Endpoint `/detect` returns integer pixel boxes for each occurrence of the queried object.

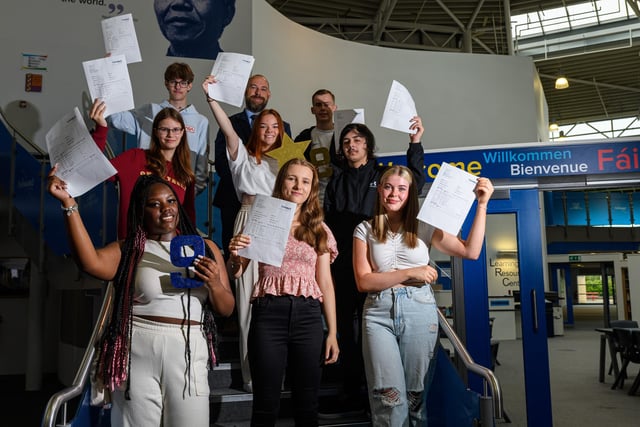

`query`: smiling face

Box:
[244,75,271,113]
[281,163,314,206]
[154,117,184,152]
[143,183,180,241]
[341,129,369,168]
[154,0,227,45]
[256,113,280,152]
[379,173,410,214]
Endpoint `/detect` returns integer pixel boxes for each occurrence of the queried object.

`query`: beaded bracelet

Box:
[61,203,79,216]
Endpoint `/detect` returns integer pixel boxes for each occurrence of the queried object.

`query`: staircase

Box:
[0,113,502,426]
[206,318,372,425]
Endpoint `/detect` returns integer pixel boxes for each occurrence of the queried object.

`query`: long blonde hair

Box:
[371,165,420,248]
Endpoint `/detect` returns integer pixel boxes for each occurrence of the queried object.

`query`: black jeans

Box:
[248,295,324,427]
[332,256,367,399]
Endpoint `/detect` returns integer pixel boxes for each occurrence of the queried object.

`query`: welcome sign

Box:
[377,138,640,183]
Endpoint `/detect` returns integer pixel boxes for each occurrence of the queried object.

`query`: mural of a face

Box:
[154,0,236,60]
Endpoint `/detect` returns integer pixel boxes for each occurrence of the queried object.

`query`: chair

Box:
[628,331,640,396]
[611,328,640,393]
[606,321,638,377]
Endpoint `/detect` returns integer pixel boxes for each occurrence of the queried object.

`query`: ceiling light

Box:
[549,121,559,132]
[555,76,569,90]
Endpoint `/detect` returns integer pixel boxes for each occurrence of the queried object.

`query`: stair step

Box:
[212,419,370,427]
[209,391,372,426]
[208,376,369,424]
[209,322,370,425]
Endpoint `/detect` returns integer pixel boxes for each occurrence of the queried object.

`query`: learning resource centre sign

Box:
[377,138,640,182]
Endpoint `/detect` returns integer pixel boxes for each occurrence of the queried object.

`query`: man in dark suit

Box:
[213,74,291,257]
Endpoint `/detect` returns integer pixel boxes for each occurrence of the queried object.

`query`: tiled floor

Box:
[494,309,640,426]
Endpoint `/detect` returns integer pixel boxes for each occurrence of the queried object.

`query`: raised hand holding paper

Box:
[45,107,117,198]
[101,13,142,64]
[380,80,418,134]
[82,55,134,117]
[207,52,255,107]
[417,162,478,235]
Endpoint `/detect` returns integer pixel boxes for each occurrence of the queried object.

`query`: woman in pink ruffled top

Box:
[228,158,339,426]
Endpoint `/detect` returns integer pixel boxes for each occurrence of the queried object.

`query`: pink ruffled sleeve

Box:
[323,222,338,264]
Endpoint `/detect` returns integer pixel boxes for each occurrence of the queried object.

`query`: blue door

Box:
[462,189,553,426]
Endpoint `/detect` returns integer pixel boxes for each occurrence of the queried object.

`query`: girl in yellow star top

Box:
[202,75,285,392]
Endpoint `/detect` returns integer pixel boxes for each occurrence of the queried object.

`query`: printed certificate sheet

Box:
[418,162,478,236]
[380,80,418,134]
[102,13,142,64]
[208,52,255,107]
[82,55,134,117]
[238,195,296,267]
[46,107,117,198]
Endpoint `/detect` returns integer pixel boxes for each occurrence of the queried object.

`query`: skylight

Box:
[511,0,634,40]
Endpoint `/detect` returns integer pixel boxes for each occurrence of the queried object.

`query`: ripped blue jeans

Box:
[362,286,439,427]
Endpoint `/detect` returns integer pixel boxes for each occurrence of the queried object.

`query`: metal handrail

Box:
[437,309,504,420]
[41,283,114,427]
[0,106,47,157]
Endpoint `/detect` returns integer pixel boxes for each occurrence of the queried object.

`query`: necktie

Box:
[250,114,257,127]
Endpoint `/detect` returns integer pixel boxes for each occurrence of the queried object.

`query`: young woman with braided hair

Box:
[47,171,234,427]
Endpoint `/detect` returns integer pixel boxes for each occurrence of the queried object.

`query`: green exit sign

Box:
[569,255,581,262]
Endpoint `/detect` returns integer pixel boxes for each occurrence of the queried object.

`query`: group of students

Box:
[47,62,494,427]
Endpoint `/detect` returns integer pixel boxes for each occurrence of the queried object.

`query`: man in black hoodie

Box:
[323,119,425,415]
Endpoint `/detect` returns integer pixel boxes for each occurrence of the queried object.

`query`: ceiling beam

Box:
[467,0,487,31]
[373,0,398,44]
[434,0,466,31]
[626,0,640,18]
[291,17,460,34]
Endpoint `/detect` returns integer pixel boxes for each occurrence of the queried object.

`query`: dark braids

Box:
[96,174,219,397]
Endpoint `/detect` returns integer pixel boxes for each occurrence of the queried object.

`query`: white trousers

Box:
[110,317,210,427]
[233,203,259,387]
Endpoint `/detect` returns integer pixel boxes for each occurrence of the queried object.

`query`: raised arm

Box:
[90,99,109,152]
[430,177,494,260]
[202,75,241,161]
[47,165,121,280]
[407,115,426,193]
